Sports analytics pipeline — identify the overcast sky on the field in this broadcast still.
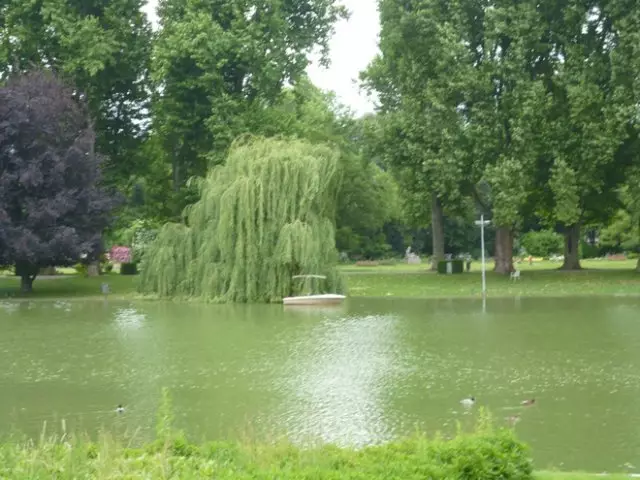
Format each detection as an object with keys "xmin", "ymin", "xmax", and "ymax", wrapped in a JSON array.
[{"xmin": 141, "ymin": 0, "xmax": 380, "ymax": 116}]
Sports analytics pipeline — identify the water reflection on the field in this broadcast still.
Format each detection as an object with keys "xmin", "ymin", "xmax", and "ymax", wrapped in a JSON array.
[
  {"xmin": 114, "ymin": 307, "xmax": 146, "ymax": 330},
  {"xmin": 0, "ymin": 301, "xmax": 19, "ymax": 314},
  {"xmin": 277, "ymin": 314, "xmax": 402, "ymax": 446}
]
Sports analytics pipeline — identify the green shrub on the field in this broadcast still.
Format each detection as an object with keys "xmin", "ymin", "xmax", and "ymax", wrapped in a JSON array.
[
  {"xmin": 520, "ymin": 230, "xmax": 563, "ymax": 258},
  {"xmin": 74, "ymin": 263, "xmax": 88, "ymax": 276},
  {"xmin": 103, "ymin": 263, "xmax": 114, "ymax": 273},
  {"xmin": 120, "ymin": 262, "xmax": 138, "ymax": 275},
  {"xmin": 0, "ymin": 423, "xmax": 533, "ymax": 479},
  {"xmin": 437, "ymin": 259, "xmax": 464, "ymax": 274},
  {"xmin": 580, "ymin": 241, "xmax": 601, "ymax": 259}
]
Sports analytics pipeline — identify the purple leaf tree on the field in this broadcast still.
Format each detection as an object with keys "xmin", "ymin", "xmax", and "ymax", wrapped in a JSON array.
[{"xmin": 0, "ymin": 70, "xmax": 120, "ymax": 292}]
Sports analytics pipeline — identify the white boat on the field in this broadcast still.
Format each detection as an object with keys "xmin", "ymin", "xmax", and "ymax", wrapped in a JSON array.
[
  {"xmin": 283, "ymin": 293, "xmax": 346, "ymax": 306},
  {"xmin": 282, "ymin": 274, "xmax": 346, "ymax": 306}
]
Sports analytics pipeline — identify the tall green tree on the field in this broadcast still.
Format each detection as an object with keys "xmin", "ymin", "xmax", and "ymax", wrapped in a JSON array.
[
  {"xmin": 538, "ymin": 1, "xmax": 638, "ymax": 270},
  {"xmin": 459, "ymin": 1, "xmax": 554, "ymax": 273},
  {"xmin": 151, "ymin": 0, "xmax": 347, "ymax": 211},
  {"xmin": 140, "ymin": 137, "xmax": 343, "ymax": 302},
  {"xmin": 365, "ymin": 0, "xmax": 640, "ymax": 273},
  {"xmin": 362, "ymin": 4, "xmax": 473, "ymax": 269},
  {"xmin": 244, "ymin": 80, "xmax": 401, "ymax": 258},
  {"xmin": 0, "ymin": 0, "xmax": 153, "ymax": 187}
]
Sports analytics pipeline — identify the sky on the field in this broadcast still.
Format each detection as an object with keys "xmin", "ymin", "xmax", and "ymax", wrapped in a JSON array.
[{"xmin": 141, "ymin": 0, "xmax": 380, "ymax": 116}]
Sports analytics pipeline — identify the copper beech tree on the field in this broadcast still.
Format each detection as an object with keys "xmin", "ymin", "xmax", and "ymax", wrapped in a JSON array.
[{"xmin": 0, "ymin": 70, "xmax": 119, "ymax": 292}]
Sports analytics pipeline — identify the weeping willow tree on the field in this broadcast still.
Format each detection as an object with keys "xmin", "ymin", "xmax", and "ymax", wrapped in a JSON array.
[{"xmin": 139, "ymin": 137, "xmax": 345, "ymax": 302}]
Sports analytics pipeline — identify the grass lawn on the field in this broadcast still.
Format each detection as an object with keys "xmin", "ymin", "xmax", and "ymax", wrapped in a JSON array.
[
  {"xmin": 343, "ymin": 259, "xmax": 640, "ymax": 299},
  {"xmin": 0, "ymin": 272, "xmax": 140, "ymax": 300},
  {"xmin": 1, "ymin": 259, "xmax": 638, "ymax": 300},
  {"xmin": 537, "ymin": 474, "xmax": 632, "ymax": 479}
]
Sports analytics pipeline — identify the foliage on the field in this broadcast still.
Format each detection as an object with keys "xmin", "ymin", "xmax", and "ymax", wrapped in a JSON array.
[
  {"xmin": 363, "ymin": 0, "xmax": 640, "ymax": 273},
  {"xmin": 361, "ymin": 0, "xmax": 545, "ymax": 272},
  {"xmin": 246, "ymin": 80, "xmax": 402, "ymax": 258},
  {"xmin": 0, "ymin": 70, "xmax": 120, "ymax": 292},
  {"xmin": 108, "ymin": 218, "xmax": 160, "ymax": 263},
  {"xmin": 74, "ymin": 264, "xmax": 88, "ymax": 277},
  {"xmin": 140, "ymin": 137, "xmax": 344, "ymax": 302},
  {"xmin": 520, "ymin": 231, "xmax": 564, "ymax": 258},
  {"xmin": 579, "ymin": 241, "xmax": 601, "ymax": 259},
  {"xmin": 120, "ymin": 263, "xmax": 138, "ymax": 276},
  {"xmin": 151, "ymin": 0, "xmax": 347, "ymax": 204},
  {"xmin": 335, "ymin": 134, "xmax": 401, "ymax": 257},
  {"xmin": 0, "ymin": 0, "xmax": 153, "ymax": 188},
  {"xmin": 0, "ymin": 412, "xmax": 533, "ymax": 479}
]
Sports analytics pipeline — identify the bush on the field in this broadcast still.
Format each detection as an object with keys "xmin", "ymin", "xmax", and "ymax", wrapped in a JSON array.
[
  {"xmin": 0, "ymin": 418, "xmax": 533, "ymax": 479},
  {"xmin": 580, "ymin": 241, "xmax": 601, "ymax": 259},
  {"xmin": 120, "ymin": 262, "xmax": 138, "ymax": 275},
  {"xmin": 520, "ymin": 230, "xmax": 563, "ymax": 258},
  {"xmin": 74, "ymin": 263, "xmax": 88, "ymax": 276},
  {"xmin": 437, "ymin": 259, "xmax": 464, "ymax": 274}
]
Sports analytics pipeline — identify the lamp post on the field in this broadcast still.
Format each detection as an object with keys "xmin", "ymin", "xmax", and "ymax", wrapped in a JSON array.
[{"xmin": 474, "ymin": 215, "xmax": 491, "ymax": 297}]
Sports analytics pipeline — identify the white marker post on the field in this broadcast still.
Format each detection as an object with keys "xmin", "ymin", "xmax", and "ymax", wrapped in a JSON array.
[{"xmin": 474, "ymin": 215, "xmax": 491, "ymax": 298}]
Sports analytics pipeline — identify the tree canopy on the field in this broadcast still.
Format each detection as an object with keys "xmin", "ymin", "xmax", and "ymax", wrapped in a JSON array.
[
  {"xmin": 2, "ymin": 0, "xmax": 640, "ymax": 299},
  {"xmin": 363, "ymin": 0, "xmax": 640, "ymax": 272},
  {"xmin": 0, "ymin": 70, "xmax": 119, "ymax": 291},
  {"xmin": 0, "ymin": 0, "xmax": 153, "ymax": 188},
  {"xmin": 151, "ymin": 0, "xmax": 348, "ymax": 212},
  {"xmin": 139, "ymin": 137, "xmax": 344, "ymax": 302}
]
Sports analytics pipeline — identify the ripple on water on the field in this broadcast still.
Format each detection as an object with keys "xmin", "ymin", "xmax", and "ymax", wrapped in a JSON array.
[
  {"xmin": 0, "ymin": 301, "xmax": 19, "ymax": 314},
  {"xmin": 114, "ymin": 308, "xmax": 146, "ymax": 330},
  {"xmin": 272, "ymin": 314, "xmax": 411, "ymax": 447}
]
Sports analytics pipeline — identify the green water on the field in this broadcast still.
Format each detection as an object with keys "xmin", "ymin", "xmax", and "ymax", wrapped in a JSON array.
[{"xmin": 1, "ymin": 296, "xmax": 639, "ymax": 472}]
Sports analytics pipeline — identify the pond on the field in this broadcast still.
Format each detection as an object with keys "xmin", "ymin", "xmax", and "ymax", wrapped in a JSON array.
[{"xmin": 0, "ymin": 296, "xmax": 639, "ymax": 472}]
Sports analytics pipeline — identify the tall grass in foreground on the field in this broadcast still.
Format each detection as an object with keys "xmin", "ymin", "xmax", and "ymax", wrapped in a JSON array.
[{"xmin": 0, "ymin": 394, "xmax": 533, "ymax": 479}]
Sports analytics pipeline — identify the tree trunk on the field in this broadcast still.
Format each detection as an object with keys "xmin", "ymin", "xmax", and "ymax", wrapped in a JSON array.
[
  {"xmin": 16, "ymin": 263, "xmax": 38, "ymax": 293},
  {"xmin": 20, "ymin": 275, "xmax": 34, "ymax": 293},
  {"xmin": 430, "ymin": 193, "xmax": 445, "ymax": 270},
  {"xmin": 16, "ymin": 262, "xmax": 38, "ymax": 293},
  {"xmin": 636, "ymin": 256, "xmax": 640, "ymax": 273},
  {"xmin": 87, "ymin": 261, "xmax": 100, "ymax": 277},
  {"xmin": 494, "ymin": 226, "xmax": 514, "ymax": 274},
  {"xmin": 560, "ymin": 224, "xmax": 582, "ymax": 270}
]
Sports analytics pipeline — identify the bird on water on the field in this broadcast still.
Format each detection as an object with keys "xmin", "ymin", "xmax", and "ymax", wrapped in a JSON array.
[{"xmin": 460, "ymin": 397, "xmax": 475, "ymax": 407}]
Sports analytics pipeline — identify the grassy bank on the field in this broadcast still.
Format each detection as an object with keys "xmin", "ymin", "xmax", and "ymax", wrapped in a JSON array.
[
  {"xmin": 538, "ymin": 474, "xmax": 631, "ymax": 479},
  {"xmin": 0, "ymin": 411, "xmax": 536, "ymax": 480},
  {"xmin": 0, "ymin": 426, "xmax": 627, "ymax": 479},
  {"xmin": 1, "ymin": 259, "xmax": 638, "ymax": 300},
  {"xmin": 344, "ymin": 260, "xmax": 640, "ymax": 299},
  {"xmin": 0, "ymin": 273, "xmax": 138, "ymax": 300}
]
